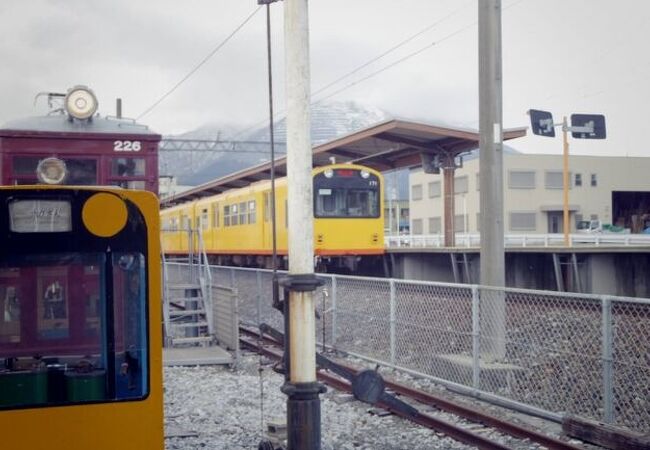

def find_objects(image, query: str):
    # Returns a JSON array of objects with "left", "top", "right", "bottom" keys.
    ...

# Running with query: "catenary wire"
[
  {"left": 230, "top": 0, "right": 526, "bottom": 140},
  {"left": 137, "top": 6, "right": 262, "bottom": 121}
]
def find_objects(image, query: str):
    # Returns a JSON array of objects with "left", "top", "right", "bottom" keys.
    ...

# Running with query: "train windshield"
[
  {"left": 0, "top": 251, "right": 148, "bottom": 409},
  {"left": 314, "top": 169, "right": 380, "bottom": 218}
]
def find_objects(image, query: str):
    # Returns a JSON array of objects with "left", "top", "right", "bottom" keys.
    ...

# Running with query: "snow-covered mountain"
[{"left": 160, "top": 101, "right": 391, "bottom": 186}]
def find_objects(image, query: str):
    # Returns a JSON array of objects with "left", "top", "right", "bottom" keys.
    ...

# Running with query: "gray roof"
[{"left": 1, "top": 114, "right": 159, "bottom": 136}]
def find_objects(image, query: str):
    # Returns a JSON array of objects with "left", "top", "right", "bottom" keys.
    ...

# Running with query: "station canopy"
[{"left": 161, "top": 118, "right": 526, "bottom": 206}]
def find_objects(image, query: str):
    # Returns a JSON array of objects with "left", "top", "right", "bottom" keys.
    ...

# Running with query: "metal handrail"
[
  {"left": 196, "top": 228, "right": 214, "bottom": 336},
  {"left": 160, "top": 236, "right": 172, "bottom": 341},
  {"left": 384, "top": 232, "right": 650, "bottom": 248}
]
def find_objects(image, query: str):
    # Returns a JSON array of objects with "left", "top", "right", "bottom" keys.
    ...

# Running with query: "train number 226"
[{"left": 113, "top": 140, "right": 142, "bottom": 152}]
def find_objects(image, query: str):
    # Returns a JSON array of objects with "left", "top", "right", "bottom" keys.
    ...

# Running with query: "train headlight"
[
  {"left": 360, "top": 170, "right": 370, "bottom": 179},
  {"left": 65, "top": 85, "right": 98, "bottom": 120},
  {"left": 324, "top": 169, "right": 334, "bottom": 178},
  {"left": 37, "top": 157, "right": 67, "bottom": 184}
]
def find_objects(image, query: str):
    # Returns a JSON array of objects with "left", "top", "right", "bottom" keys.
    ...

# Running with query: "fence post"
[
  {"left": 472, "top": 285, "right": 481, "bottom": 391},
  {"left": 601, "top": 296, "right": 614, "bottom": 423},
  {"left": 331, "top": 276, "right": 337, "bottom": 349},
  {"left": 390, "top": 279, "right": 396, "bottom": 365},
  {"left": 256, "top": 270, "right": 262, "bottom": 326}
]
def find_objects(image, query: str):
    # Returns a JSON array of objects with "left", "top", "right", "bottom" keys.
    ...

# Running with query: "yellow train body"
[
  {"left": 161, "top": 164, "right": 384, "bottom": 266},
  {"left": 0, "top": 187, "right": 163, "bottom": 450}
]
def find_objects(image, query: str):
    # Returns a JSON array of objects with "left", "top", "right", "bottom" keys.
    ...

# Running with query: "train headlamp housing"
[
  {"left": 37, "top": 157, "right": 67, "bottom": 185},
  {"left": 324, "top": 169, "right": 334, "bottom": 178},
  {"left": 360, "top": 170, "right": 370, "bottom": 179},
  {"left": 64, "top": 85, "right": 98, "bottom": 120}
]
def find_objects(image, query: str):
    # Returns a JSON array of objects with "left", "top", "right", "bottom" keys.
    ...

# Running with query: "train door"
[
  {"left": 262, "top": 191, "right": 272, "bottom": 250},
  {"left": 0, "top": 187, "right": 163, "bottom": 450}
]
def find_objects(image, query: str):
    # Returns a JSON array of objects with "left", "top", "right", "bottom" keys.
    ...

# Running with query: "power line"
[
  {"left": 137, "top": 6, "right": 262, "bottom": 121},
  {"left": 313, "top": 0, "right": 527, "bottom": 104},
  {"left": 229, "top": 2, "right": 473, "bottom": 140},
  {"left": 231, "top": 0, "right": 527, "bottom": 140},
  {"left": 311, "top": 0, "right": 474, "bottom": 98}
]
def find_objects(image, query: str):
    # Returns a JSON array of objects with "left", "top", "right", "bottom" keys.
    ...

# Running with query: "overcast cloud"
[{"left": 1, "top": 0, "right": 649, "bottom": 156}]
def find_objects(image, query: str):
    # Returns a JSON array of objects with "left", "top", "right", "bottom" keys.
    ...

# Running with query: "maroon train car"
[{"left": 0, "top": 86, "right": 161, "bottom": 194}]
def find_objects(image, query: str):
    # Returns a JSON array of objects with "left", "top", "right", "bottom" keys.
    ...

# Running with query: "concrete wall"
[{"left": 394, "top": 250, "right": 650, "bottom": 298}]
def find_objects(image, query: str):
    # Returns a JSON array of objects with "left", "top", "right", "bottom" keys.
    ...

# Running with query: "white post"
[
  {"left": 285, "top": 0, "right": 315, "bottom": 385},
  {"left": 284, "top": 0, "right": 322, "bottom": 448}
]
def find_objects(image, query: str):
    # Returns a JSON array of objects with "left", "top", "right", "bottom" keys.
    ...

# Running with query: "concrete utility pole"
[
  {"left": 478, "top": 0, "right": 506, "bottom": 360},
  {"left": 282, "top": 0, "right": 324, "bottom": 448}
]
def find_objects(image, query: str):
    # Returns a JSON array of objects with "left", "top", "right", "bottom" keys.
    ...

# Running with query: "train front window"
[
  {"left": 0, "top": 252, "right": 148, "bottom": 409},
  {"left": 111, "top": 158, "right": 146, "bottom": 177},
  {"left": 11, "top": 156, "right": 97, "bottom": 185},
  {"left": 314, "top": 169, "right": 380, "bottom": 218}
]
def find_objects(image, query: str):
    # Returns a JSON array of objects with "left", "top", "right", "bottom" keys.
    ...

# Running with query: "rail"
[{"left": 385, "top": 232, "right": 650, "bottom": 248}]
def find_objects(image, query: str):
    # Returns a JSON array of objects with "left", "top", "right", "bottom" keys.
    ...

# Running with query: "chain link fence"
[{"left": 165, "top": 262, "right": 650, "bottom": 432}]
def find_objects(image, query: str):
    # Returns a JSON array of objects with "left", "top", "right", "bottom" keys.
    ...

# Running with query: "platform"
[{"left": 163, "top": 345, "right": 233, "bottom": 366}]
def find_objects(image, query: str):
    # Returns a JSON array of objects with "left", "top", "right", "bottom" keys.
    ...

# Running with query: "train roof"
[{"left": 0, "top": 114, "right": 160, "bottom": 138}]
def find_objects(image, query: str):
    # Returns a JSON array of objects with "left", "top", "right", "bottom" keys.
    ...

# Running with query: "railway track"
[{"left": 240, "top": 325, "right": 585, "bottom": 450}]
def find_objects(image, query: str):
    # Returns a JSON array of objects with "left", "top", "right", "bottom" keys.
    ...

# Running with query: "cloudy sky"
[{"left": 1, "top": 0, "right": 649, "bottom": 156}]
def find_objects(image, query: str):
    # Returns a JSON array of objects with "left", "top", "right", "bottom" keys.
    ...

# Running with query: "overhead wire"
[
  {"left": 230, "top": 0, "right": 526, "bottom": 140},
  {"left": 137, "top": 6, "right": 262, "bottom": 121},
  {"left": 228, "top": 1, "right": 475, "bottom": 140}
]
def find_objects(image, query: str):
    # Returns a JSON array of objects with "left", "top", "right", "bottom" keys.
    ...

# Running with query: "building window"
[
  {"left": 591, "top": 173, "right": 597, "bottom": 186},
  {"left": 412, "top": 219, "right": 423, "bottom": 235},
  {"left": 508, "top": 170, "right": 536, "bottom": 189},
  {"left": 545, "top": 171, "right": 571, "bottom": 189},
  {"left": 428, "top": 217, "right": 441, "bottom": 233},
  {"left": 591, "top": 214, "right": 599, "bottom": 220},
  {"left": 428, "top": 181, "right": 441, "bottom": 198},
  {"left": 575, "top": 173, "right": 582, "bottom": 187},
  {"left": 575, "top": 213, "right": 583, "bottom": 224},
  {"left": 454, "top": 176, "right": 468, "bottom": 194},
  {"left": 454, "top": 214, "right": 468, "bottom": 232},
  {"left": 411, "top": 184, "right": 423, "bottom": 201},
  {"left": 509, "top": 212, "right": 537, "bottom": 231}
]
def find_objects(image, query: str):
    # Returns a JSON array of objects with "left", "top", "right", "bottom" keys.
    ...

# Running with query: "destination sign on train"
[{"left": 8, "top": 199, "right": 72, "bottom": 233}]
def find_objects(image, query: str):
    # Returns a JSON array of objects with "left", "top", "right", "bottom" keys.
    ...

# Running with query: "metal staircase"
[{"left": 162, "top": 227, "right": 215, "bottom": 347}]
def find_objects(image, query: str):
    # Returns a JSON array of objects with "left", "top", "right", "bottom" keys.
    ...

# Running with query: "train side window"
[
  {"left": 213, "top": 202, "right": 219, "bottom": 227},
  {"left": 239, "top": 202, "right": 248, "bottom": 225},
  {"left": 231, "top": 204, "right": 239, "bottom": 226},
  {"left": 224, "top": 205, "right": 231, "bottom": 227},
  {"left": 248, "top": 201, "right": 256, "bottom": 224},
  {"left": 201, "top": 209, "right": 208, "bottom": 230}
]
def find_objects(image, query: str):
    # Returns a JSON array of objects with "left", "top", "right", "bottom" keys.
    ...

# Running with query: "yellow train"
[
  {"left": 0, "top": 186, "right": 163, "bottom": 449},
  {"left": 161, "top": 163, "right": 385, "bottom": 272}
]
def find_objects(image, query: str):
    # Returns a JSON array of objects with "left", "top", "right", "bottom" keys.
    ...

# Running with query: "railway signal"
[{"left": 527, "top": 109, "right": 607, "bottom": 246}]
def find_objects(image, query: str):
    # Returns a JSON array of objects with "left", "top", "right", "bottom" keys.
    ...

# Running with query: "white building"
[{"left": 408, "top": 154, "right": 650, "bottom": 235}]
